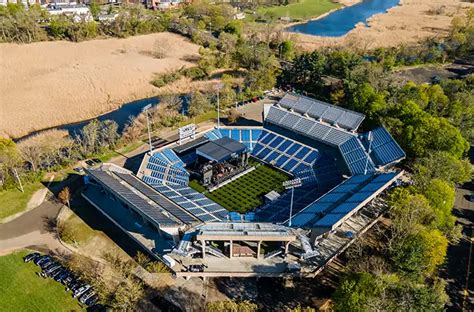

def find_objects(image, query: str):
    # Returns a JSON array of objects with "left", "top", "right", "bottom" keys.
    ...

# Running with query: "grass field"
[
  {"left": 0, "top": 251, "right": 84, "bottom": 312},
  {"left": 197, "top": 160, "right": 290, "bottom": 213},
  {"left": 0, "top": 182, "right": 44, "bottom": 222},
  {"left": 257, "top": 0, "right": 341, "bottom": 20}
]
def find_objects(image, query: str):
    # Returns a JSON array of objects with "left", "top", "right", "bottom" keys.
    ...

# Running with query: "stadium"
[{"left": 82, "top": 93, "right": 406, "bottom": 277}]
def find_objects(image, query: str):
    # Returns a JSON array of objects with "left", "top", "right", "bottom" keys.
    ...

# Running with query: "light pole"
[
  {"left": 142, "top": 104, "right": 153, "bottom": 155},
  {"left": 283, "top": 178, "right": 302, "bottom": 227},
  {"left": 364, "top": 131, "right": 373, "bottom": 175},
  {"left": 215, "top": 83, "right": 224, "bottom": 129}
]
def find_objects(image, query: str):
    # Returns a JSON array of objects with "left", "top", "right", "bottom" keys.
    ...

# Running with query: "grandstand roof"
[
  {"left": 278, "top": 93, "right": 365, "bottom": 131},
  {"left": 87, "top": 167, "right": 181, "bottom": 227},
  {"left": 196, "top": 222, "right": 296, "bottom": 241},
  {"left": 173, "top": 136, "right": 209, "bottom": 154},
  {"left": 196, "top": 137, "right": 247, "bottom": 163}
]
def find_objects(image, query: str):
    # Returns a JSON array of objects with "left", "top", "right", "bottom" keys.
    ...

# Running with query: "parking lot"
[{"left": 23, "top": 252, "right": 101, "bottom": 309}]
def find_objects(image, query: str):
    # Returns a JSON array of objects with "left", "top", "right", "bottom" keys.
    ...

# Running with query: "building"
[{"left": 83, "top": 93, "right": 406, "bottom": 278}]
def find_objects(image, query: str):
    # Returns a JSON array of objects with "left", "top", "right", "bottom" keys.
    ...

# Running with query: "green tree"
[
  {"left": 412, "top": 151, "right": 473, "bottom": 190},
  {"left": 206, "top": 300, "right": 257, "bottom": 312},
  {"left": 332, "top": 272, "right": 382, "bottom": 312},
  {"left": 188, "top": 91, "right": 213, "bottom": 117}
]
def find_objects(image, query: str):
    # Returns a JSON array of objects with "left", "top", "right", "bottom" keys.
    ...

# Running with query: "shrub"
[{"left": 150, "top": 71, "right": 181, "bottom": 88}]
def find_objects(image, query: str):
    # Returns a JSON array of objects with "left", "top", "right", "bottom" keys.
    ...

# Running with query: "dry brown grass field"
[
  {"left": 294, "top": 0, "right": 474, "bottom": 50},
  {"left": 0, "top": 32, "right": 200, "bottom": 139}
]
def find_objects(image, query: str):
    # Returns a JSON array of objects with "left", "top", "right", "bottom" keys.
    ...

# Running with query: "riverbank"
[
  {"left": 0, "top": 32, "right": 200, "bottom": 139},
  {"left": 293, "top": 0, "right": 474, "bottom": 50}
]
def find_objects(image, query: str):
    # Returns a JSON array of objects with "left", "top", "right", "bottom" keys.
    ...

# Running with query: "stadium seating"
[
  {"left": 277, "top": 93, "right": 365, "bottom": 131},
  {"left": 255, "top": 182, "right": 329, "bottom": 223},
  {"left": 144, "top": 149, "right": 190, "bottom": 186},
  {"left": 251, "top": 130, "right": 320, "bottom": 182},
  {"left": 205, "top": 128, "right": 263, "bottom": 152},
  {"left": 266, "top": 106, "right": 355, "bottom": 147},
  {"left": 142, "top": 179, "right": 229, "bottom": 222},
  {"left": 360, "top": 127, "right": 406, "bottom": 167},
  {"left": 290, "top": 172, "right": 399, "bottom": 228},
  {"left": 339, "top": 137, "right": 376, "bottom": 175}
]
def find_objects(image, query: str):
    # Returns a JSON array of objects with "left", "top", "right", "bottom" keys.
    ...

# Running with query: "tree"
[
  {"left": 332, "top": 272, "right": 382, "bottom": 312},
  {"left": 279, "top": 40, "right": 295, "bottom": 61},
  {"left": 390, "top": 228, "right": 447, "bottom": 277},
  {"left": 387, "top": 188, "right": 435, "bottom": 241},
  {"left": 188, "top": 91, "right": 213, "bottom": 117},
  {"left": 58, "top": 187, "right": 71, "bottom": 208},
  {"left": 207, "top": 300, "right": 258, "bottom": 312},
  {"left": 227, "top": 108, "right": 241, "bottom": 124},
  {"left": 412, "top": 151, "right": 473, "bottom": 190},
  {"left": 0, "top": 137, "right": 22, "bottom": 189}
]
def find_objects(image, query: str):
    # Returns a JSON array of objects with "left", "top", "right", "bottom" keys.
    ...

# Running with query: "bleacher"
[
  {"left": 142, "top": 179, "right": 229, "bottom": 222},
  {"left": 252, "top": 130, "right": 320, "bottom": 182},
  {"left": 277, "top": 93, "right": 365, "bottom": 131},
  {"left": 339, "top": 137, "right": 375, "bottom": 175},
  {"left": 266, "top": 106, "right": 355, "bottom": 148},
  {"left": 144, "top": 149, "right": 190, "bottom": 186},
  {"left": 255, "top": 182, "right": 329, "bottom": 223},
  {"left": 290, "top": 172, "right": 400, "bottom": 228},
  {"left": 360, "top": 127, "right": 406, "bottom": 167},
  {"left": 205, "top": 128, "right": 262, "bottom": 152}
]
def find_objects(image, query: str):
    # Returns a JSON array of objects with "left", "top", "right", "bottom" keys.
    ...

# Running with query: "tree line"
[
  {"left": 0, "top": 119, "right": 119, "bottom": 190},
  {"left": 274, "top": 10, "right": 473, "bottom": 311}
]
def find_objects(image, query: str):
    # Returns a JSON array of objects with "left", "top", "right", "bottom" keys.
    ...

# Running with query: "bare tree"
[{"left": 58, "top": 187, "right": 71, "bottom": 208}]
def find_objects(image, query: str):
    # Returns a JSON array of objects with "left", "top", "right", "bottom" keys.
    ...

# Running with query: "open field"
[
  {"left": 294, "top": 0, "right": 474, "bottom": 49},
  {"left": 0, "top": 182, "right": 44, "bottom": 223},
  {"left": 193, "top": 159, "right": 290, "bottom": 213},
  {"left": 0, "top": 32, "right": 200, "bottom": 139},
  {"left": 257, "top": 0, "right": 341, "bottom": 20},
  {"left": 0, "top": 251, "right": 84, "bottom": 311}
]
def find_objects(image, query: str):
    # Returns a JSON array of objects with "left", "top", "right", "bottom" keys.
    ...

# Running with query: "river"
[
  {"left": 16, "top": 96, "right": 189, "bottom": 142},
  {"left": 287, "top": 0, "right": 401, "bottom": 37}
]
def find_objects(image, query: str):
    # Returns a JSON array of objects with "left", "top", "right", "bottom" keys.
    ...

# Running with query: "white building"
[{"left": 46, "top": 3, "right": 93, "bottom": 21}]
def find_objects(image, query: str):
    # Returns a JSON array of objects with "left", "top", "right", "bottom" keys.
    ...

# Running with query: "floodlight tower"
[
  {"left": 215, "top": 83, "right": 224, "bottom": 129},
  {"left": 364, "top": 131, "right": 373, "bottom": 175},
  {"left": 283, "top": 178, "right": 302, "bottom": 227},
  {"left": 142, "top": 103, "right": 153, "bottom": 155}
]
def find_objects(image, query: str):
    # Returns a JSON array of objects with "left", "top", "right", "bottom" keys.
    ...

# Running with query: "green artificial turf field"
[
  {"left": 200, "top": 160, "right": 290, "bottom": 213},
  {"left": 257, "top": 0, "right": 341, "bottom": 20},
  {"left": 0, "top": 251, "right": 84, "bottom": 312}
]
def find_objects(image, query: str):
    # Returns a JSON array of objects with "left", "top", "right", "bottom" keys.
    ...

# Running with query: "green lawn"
[
  {"left": 0, "top": 182, "right": 44, "bottom": 222},
  {"left": 199, "top": 160, "right": 290, "bottom": 213},
  {"left": 59, "top": 212, "right": 97, "bottom": 246},
  {"left": 257, "top": 0, "right": 341, "bottom": 20},
  {"left": 0, "top": 251, "right": 84, "bottom": 312}
]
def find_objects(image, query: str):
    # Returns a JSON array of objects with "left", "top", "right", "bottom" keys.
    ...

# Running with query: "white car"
[{"left": 73, "top": 284, "right": 91, "bottom": 298}]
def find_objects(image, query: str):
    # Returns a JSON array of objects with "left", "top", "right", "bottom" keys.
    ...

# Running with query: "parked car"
[
  {"left": 51, "top": 268, "right": 67, "bottom": 280},
  {"left": 67, "top": 280, "right": 82, "bottom": 292},
  {"left": 91, "top": 158, "right": 102, "bottom": 164},
  {"left": 73, "top": 167, "right": 85, "bottom": 174},
  {"left": 34, "top": 255, "right": 50, "bottom": 266},
  {"left": 56, "top": 271, "right": 71, "bottom": 283},
  {"left": 41, "top": 264, "right": 61, "bottom": 277},
  {"left": 40, "top": 259, "right": 56, "bottom": 270},
  {"left": 85, "top": 295, "right": 99, "bottom": 307},
  {"left": 80, "top": 290, "right": 96, "bottom": 304},
  {"left": 85, "top": 160, "right": 95, "bottom": 167},
  {"left": 73, "top": 284, "right": 91, "bottom": 298},
  {"left": 23, "top": 252, "right": 40, "bottom": 263},
  {"left": 62, "top": 275, "right": 75, "bottom": 286}
]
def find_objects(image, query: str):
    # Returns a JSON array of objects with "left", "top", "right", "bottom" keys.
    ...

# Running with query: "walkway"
[{"left": 0, "top": 200, "right": 67, "bottom": 256}]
